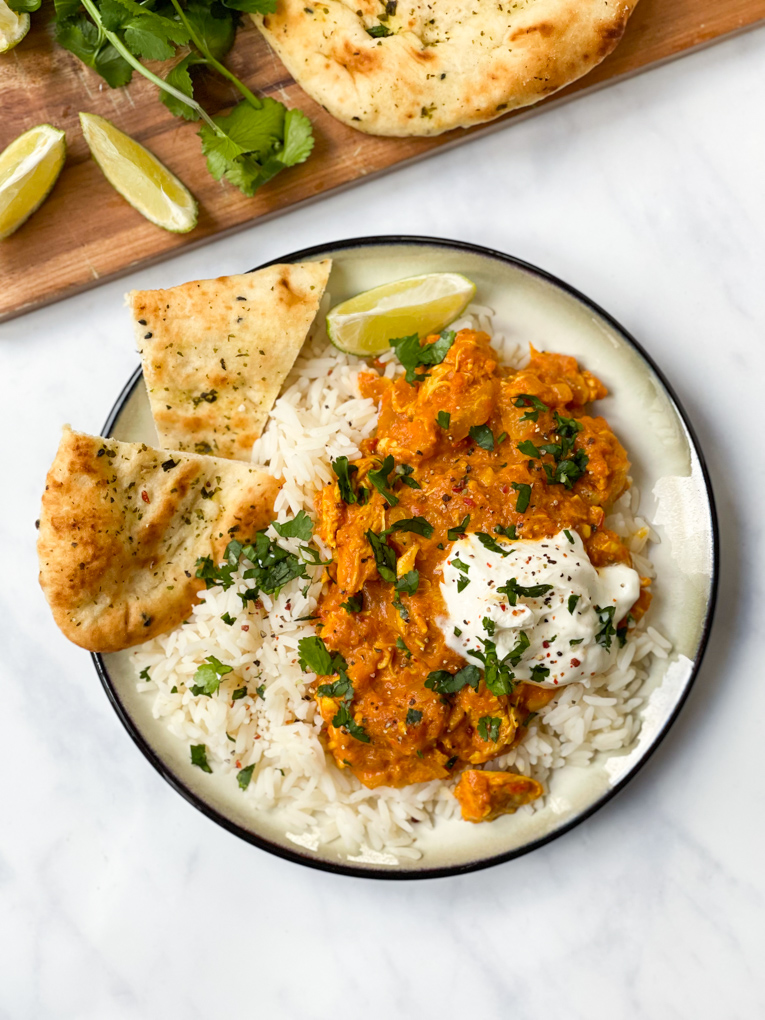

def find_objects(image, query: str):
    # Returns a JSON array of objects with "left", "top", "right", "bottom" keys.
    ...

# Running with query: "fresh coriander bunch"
[{"left": 6, "top": 0, "right": 314, "bottom": 196}]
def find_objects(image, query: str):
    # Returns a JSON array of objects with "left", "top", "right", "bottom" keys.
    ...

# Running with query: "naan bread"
[
  {"left": 253, "top": 0, "right": 639, "bottom": 137},
  {"left": 38, "top": 427, "right": 281, "bottom": 653},
  {"left": 128, "top": 260, "right": 331, "bottom": 460}
]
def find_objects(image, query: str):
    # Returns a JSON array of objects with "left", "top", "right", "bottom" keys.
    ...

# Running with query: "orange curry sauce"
[{"left": 311, "top": 330, "right": 649, "bottom": 822}]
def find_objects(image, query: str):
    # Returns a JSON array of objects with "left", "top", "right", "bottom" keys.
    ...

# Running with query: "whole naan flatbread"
[
  {"left": 128, "top": 260, "right": 331, "bottom": 461},
  {"left": 253, "top": 0, "right": 639, "bottom": 137},
  {"left": 38, "top": 427, "right": 280, "bottom": 653}
]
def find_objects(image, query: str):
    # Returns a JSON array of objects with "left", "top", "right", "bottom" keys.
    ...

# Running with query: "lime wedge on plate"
[
  {"left": 0, "top": 124, "right": 66, "bottom": 240},
  {"left": 0, "top": 0, "right": 29, "bottom": 53},
  {"left": 327, "top": 272, "right": 476, "bottom": 356},
  {"left": 79, "top": 113, "right": 197, "bottom": 234}
]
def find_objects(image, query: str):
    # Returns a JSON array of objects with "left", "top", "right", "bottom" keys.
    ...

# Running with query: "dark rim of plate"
[{"left": 93, "top": 235, "right": 719, "bottom": 881}]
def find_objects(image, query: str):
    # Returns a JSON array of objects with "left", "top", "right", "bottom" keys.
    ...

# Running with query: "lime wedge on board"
[
  {"left": 0, "top": 0, "right": 29, "bottom": 53},
  {"left": 80, "top": 112, "right": 197, "bottom": 234},
  {"left": 326, "top": 272, "right": 476, "bottom": 356},
  {"left": 0, "top": 124, "right": 66, "bottom": 241}
]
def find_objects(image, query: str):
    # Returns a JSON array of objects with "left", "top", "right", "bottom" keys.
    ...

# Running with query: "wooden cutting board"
[{"left": 2, "top": 0, "right": 764, "bottom": 322}]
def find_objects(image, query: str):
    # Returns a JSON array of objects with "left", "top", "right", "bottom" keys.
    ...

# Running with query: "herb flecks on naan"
[
  {"left": 129, "top": 260, "right": 331, "bottom": 461},
  {"left": 38, "top": 427, "right": 280, "bottom": 653},
  {"left": 253, "top": 0, "right": 639, "bottom": 137}
]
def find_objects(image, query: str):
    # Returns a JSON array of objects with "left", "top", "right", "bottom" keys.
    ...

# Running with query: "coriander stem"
[
  {"left": 79, "top": 0, "right": 224, "bottom": 136},
  {"left": 167, "top": 0, "right": 263, "bottom": 110}
]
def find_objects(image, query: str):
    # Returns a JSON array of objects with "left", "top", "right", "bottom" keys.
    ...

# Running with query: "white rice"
[{"left": 131, "top": 304, "right": 670, "bottom": 861}]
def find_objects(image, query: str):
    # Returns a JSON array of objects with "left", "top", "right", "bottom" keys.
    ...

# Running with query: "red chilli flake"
[
  {"left": 463, "top": 497, "right": 476, "bottom": 507},
  {"left": 241, "top": 625, "right": 249, "bottom": 631},
  {"left": 571, "top": 658, "right": 581, "bottom": 667},
  {"left": 141, "top": 490, "right": 150, "bottom": 503}
]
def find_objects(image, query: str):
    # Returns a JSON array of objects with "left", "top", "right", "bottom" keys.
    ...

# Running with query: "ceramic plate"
[{"left": 94, "top": 237, "right": 718, "bottom": 878}]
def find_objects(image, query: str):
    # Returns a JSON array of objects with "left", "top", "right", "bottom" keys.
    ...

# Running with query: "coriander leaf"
[
  {"left": 53, "top": 0, "right": 79, "bottom": 16},
  {"left": 477, "top": 716, "right": 501, "bottom": 742},
  {"left": 447, "top": 514, "right": 470, "bottom": 541},
  {"left": 469, "top": 424, "right": 494, "bottom": 451},
  {"left": 237, "top": 763, "right": 255, "bottom": 789},
  {"left": 529, "top": 664, "right": 550, "bottom": 683},
  {"left": 55, "top": 16, "right": 133, "bottom": 89},
  {"left": 425, "top": 665, "right": 481, "bottom": 696},
  {"left": 332, "top": 703, "right": 370, "bottom": 742},
  {"left": 97, "top": 0, "right": 130, "bottom": 31},
  {"left": 221, "top": 612, "right": 237, "bottom": 626},
  {"left": 392, "top": 592, "right": 409, "bottom": 621},
  {"left": 504, "top": 631, "right": 530, "bottom": 667},
  {"left": 366, "top": 23, "right": 391, "bottom": 36},
  {"left": 494, "top": 524, "right": 518, "bottom": 540},
  {"left": 190, "top": 655, "right": 233, "bottom": 697},
  {"left": 395, "top": 463, "right": 421, "bottom": 490},
  {"left": 184, "top": 0, "right": 237, "bottom": 60},
  {"left": 317, "top": 675, "right": 353, "bottom": 701},
  {"left": 366, "top": 529, "right": 397, "bottom": 583},
  {"left": 139, "top": 667, "right": 151, "bottom": 681},
  {"left": 232, "top": 686, "right": 247, "bottom": 700},
  {"left": 451, "top": 556, "right": 470, "bottom": 573},
  {"left": 273, "top": 510, "right": 313, "bottom": 541},
  {"left": 7, "top": 0, "right": 41, "bottom": 10},
  {"left": 406, "top": 708, "right": 423, "bottom": 725},
  {"left": 394, "top": 570, "right": 419, "bottom": 596},
  {"left": 522, "top": 711, "right": 538, "bottom": 727},
  {"left": 570, "top": 637, "right": 584, "bottom": 646},
  {"left": 396, "top": 636, "right": 412, "bottom": 659},
  {"left": 332, "top": 456, "right": 358, "bottom": 503},
  {"left": 221, "top": 0, "right": 276, "bottom": 11},
  {"left": 514, "top": 393, "right": 549, "bottom": 423},
  {"left": 190, "top": 744, "right": 212, "bottom": 773},
  {"left": 388, "top": 516, "right": 434, "bottom": 539},
  {"left": 568, "top": 593, "right": 581, "bottom": 614},
  {"left": 456, "top": 575, "right": 470, "bottom": 593},
  {"left": 368, "top": 455, "right": 399, "bottom": 506},
  {"left": 497, "top": 577, "right": 553, "bottom": 606},
  {"left": 390, "top": 330, "right": 455, "bottom": 384},
  {"left": 445, "top": 755, "right": 458, "bottom": 769},
  {"left": 256, "top": 683, "right": 266, "bottom": 699},
  {"left": 123, "top": 21, "right": 176, "bottom": 61},
  {"left": 594, "top": 605, "right": 617, "bottom": 650},
  {"left": 476, "top": 532, "right": 509, "bottom": 557},
  {"left": 482, "top": 616, "right": 496, "bottom": 636},
  {"left": 564, "top": 529, "right": 575, "bottom": 544},
  {"left": 161, "top": 54, "right": 200, "bottom": 120},
  {"left": 436, "top": 411, "right": 451, "bottom": 429},
  {"left": 517, "top": 440, "right": 543, "bottom": 459},
  {"left": 512, "top": 481, "right": 532, "bottom": 514},
  {"left": 341, "top": 593, "right": 364, "bottom": 614},
  {"left": 298, "top": 635, "right": 337, "bottom": 676}
]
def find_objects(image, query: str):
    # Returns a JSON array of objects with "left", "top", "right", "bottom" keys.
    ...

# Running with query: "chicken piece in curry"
[{"left": 306, "top": 329, "right": 649, "bottom": 823}]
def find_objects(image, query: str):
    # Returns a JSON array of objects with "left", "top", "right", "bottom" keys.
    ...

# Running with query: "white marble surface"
[{"left": 3, "top": 29, "right": 765, "bottom": 1019}]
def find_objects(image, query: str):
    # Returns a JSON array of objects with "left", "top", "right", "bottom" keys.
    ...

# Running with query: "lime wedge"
[
  {"left": 79, "top": 113, "right": 197, "bottom": 234},
  {"left": 0, "top": 0, "right": 29, "bottom": 53},
  {"left": 327, "top": 272, "right": 476, "bottom": 356},
  {"left": 0, "top": 124, "right": 66, "bottom": 241}
]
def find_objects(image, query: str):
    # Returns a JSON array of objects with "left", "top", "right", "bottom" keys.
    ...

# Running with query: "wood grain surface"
[{"left": 2, "top": 0, "right": 764, "bottom": 322}]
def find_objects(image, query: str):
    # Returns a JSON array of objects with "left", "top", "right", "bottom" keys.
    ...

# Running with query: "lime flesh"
[
  {"left": 327, "top": 272, "right": 476, "bottom": 356},
  {"left": 0, "top": 0, "right": 29, "bottom": 53},
  {"left": 0, "top": 124, "right": 66, "bottom": 240},
  {"left": 79, "top": 112, "right": 197, "bottom": 234}
]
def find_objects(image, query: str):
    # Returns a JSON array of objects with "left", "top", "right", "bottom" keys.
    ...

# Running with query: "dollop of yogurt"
[{"left": 439, "top": 530, "right": 640, "bottom": 687}]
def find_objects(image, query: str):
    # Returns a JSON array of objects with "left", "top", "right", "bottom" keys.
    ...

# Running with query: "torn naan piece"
[
  {"left": 38, "top": 427, "right": 281, "bottom": 653},
  {"left": 253, "top": 1, "right": 639, "bottom": 137},
  {"left": 128, "top": 259, "right": 331, "bottom": 460}
]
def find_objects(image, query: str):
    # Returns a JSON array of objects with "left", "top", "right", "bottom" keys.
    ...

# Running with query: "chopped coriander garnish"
[
  {"left": 453, "top": 626, "right": 462, "bottom": 637},
  {"left": 451, "top": 556, "right": 470, "bottom": 572},
  {"left": 190, "top": 655, "right": 233, "bottom": 697},
  {"left": 457, "top": 576, "right": 470, "bottom": 593},
  {"left": 568, "top": 593, "right": 581, "bottom": 615},
  {"left": 425, "top": 664, "right": 481, "bottom": 695},
  {"left": 594, "top": 605, "right": 617, "bottom": 650},
  {"left": 406, "top": 708, "right": 423, "bottom": 726},
  {"left": 366, "top": 22, "right": 391, "bottom": 37},
  {"left": 448, "top": 514, "right": 470, "bottom": 541},
  {"left": 170, "top": 685, "right": 178, "bottom": 694},
  {"left": 221, "top": 612, "right": 236, "bottom": 626},
  {"left": 332, "top": 702, "right": 371, "bottom": 743},
  {"left": 497, "top": 432, "right": 508, "bottom": 445},
  {"left": 570, "top": 637, "right": 584, "bottom": 646},
  {"left": 317, "top": 675, "right": 353, "bottom": 700},
  {"left": 395, "top": 570, "right": 419, "bottom": 596},
  {"left": 366, "top": 528, "right": 397, "bottom": 583},
  {"left": 512, "top": 482, "right": 532, "bottom": 514},
  {"left": 468, "top": 424, "right": 495, "bottom": 451},
  {"left": 390, "top": 330, "right": 456, "bottom": 384},
  {"left": 476, "top": 532, "right": 509, "bottom": 557},
  {"left": 522, "top": 711, "right": 538, "bottom": 727},
  {"left": 395, "top": 463, "right": 421, "bottom": 490},
  {"left": 436, "top": 411, "right": 451, "bottom": 429},
  {"left": 387, "top": 516, "right": 434, "bottom": 539},
  {"left": 494, "top": 523, "right": 518, "bottom": 540},
  {"left": 298, "top": 634, "right": 346, "bottom": 677},
  {"left": 529, "top": 664, "right": 550, "bottom": 683},
  {"left": 272, "top": 510, "right": 313, "bottom": 541},
  {"left": 517, "top": 440, "right": 543, "bottom": 459},
  {"left": 368, "top": 455, "right": 399, "bottom": 506},
  {"left": 190, "top": 744, "right": 212, "bottom": 773},
  {"left": 477, "top": 716, "right": 501, "bottom": 742},
  {"left": 481, "top": 616, "right": 496, "bottom": 636},
  {"left": 497, "top": 578, "right": 553, "bottom": 605},
  {"left": 564, "top": 529, "right": 575, "bottom": 544},
  {"left": 341, "top": 592, "right": 364, "bottom": 614},
  {"left": 392, "top": 591, "right": 410, "bottom": 621},
  {"left": 445, "top": 755, "right": 458, "bottom": 770},
  {"left": 396, "top": 636, "right": 412, "bottom": 658},
  {"left": 255, "top": 684, "right": 266, "bottom": 700},
  {"left": 332, "top": 456, "right": 359, "bottom": 503},
  {"left": 139, "top": 667, "right": 150, "bottom": 681},
  {"left": 237, "top": 764, "right": 255, "bottom": 790},
  {"left": 514, "top": 394, "right": 549, "bottom": 423},
  {"left": 505, "top": 631, "right": 530, "bottom": 667},
  {"left": 232, "top": 686, "right": 247, "bottom": 700}
]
